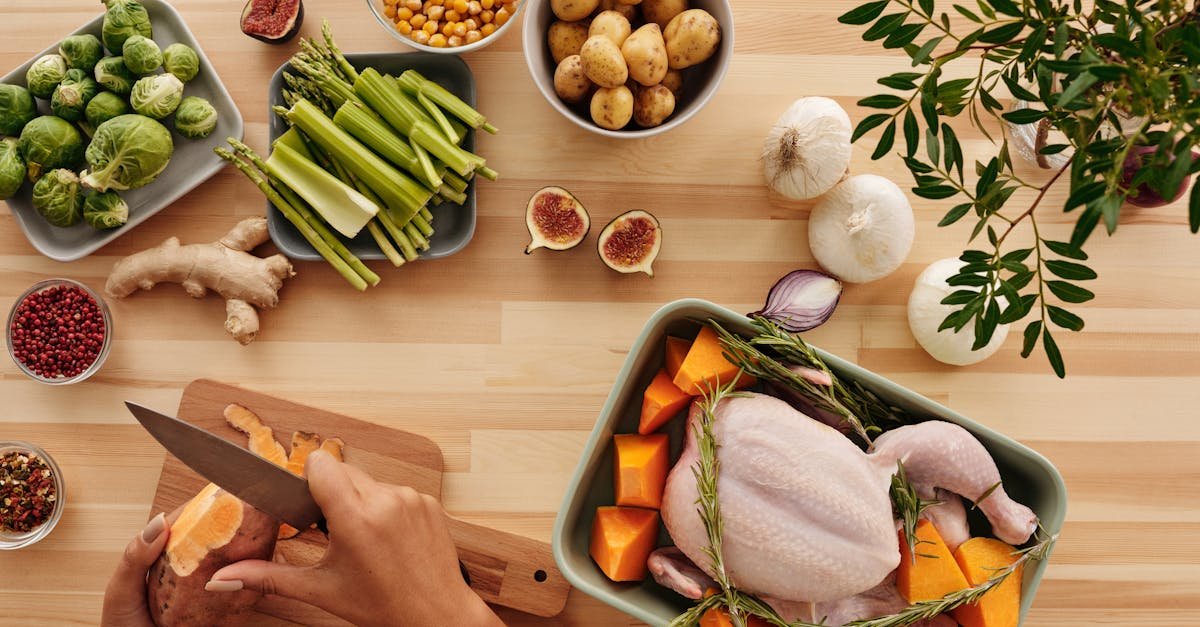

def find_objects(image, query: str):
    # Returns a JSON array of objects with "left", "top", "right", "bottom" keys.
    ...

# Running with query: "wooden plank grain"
[{"left": 2, "top": 0, "right": 1199, "bottom": 625}]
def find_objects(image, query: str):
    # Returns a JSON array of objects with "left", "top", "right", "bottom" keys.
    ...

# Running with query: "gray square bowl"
[
  {"left": 552, "top": 298, "right": 1068, "bottom": 625},
  {"left": 266, "top": 53, "right": 476, "bottom": 261},
  {"left": 0, "top": 0, "right": 243, "bottom": 262}
]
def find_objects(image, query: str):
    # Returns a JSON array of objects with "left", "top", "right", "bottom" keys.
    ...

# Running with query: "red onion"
[
  {"left": 752, "top": 270, "right": 842, "bottom": 332},
  {"left": 1122, "top": 146, "right": 1197, "bottom": 208}
]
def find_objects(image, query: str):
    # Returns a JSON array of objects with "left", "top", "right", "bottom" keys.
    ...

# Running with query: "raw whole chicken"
[{"left": 658, "top": 392, "right": 1037, "bottom": 616}]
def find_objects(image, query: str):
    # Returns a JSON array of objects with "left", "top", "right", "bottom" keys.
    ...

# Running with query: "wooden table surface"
[{"left": 2, "top": 1, "right": 1198, "bottom": 625}]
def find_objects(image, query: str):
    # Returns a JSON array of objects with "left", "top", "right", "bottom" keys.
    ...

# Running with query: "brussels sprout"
[
  {"left": 83, "top": 190, "right": 129, "bottom": 229},
  {"left": 81, "top": 114, "right": 173, "bottom": 192},
  {"left": 94, "top": 56, "right": 136, "bottom": 97},
  {"left": 50, "top": 69, "right": 100, "bottom": 123},
  {"left": 102, "top": 0, "right": 153, "bottom": 53},
  {"left": 85, "top": 91, "right": 130, "bottom": 129},
  {"left": 25, "top": 54, "right": 67, "bottom": 99},
  {"left": 32, "top": 168, "right": 84, "bottom": 227},
  {"left": 122, "top": 35, "right": 162, "bottom": 75},
  {"left": 0, "top": 84, "right": 37, "bottom": 136},
  {"left": 0, "top": 138, "right": 25, "bottom": 200},
  {"left": 59, "top": 34, "right": 105, "bottom": 73},
  {"left": 174, "top": 96, "right": 218, "bottom": 140},
  {"left": 162, "top": 43, "right": 200, "bottom": 83},
  {"left": 129, "top": 74, "right": 183, "bottom": 119},
  {"left": 18, "top": 116, "right": 84, "bottom": 181}
]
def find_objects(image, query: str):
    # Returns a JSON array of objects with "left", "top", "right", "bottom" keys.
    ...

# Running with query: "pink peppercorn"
[{"left": 8, "top": 284, "right": 107, "bottom": 380}]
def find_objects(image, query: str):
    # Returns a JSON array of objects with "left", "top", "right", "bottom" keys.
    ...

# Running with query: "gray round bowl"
[{"left": 522, "top": 0, "right": 734, "bottom": 138}]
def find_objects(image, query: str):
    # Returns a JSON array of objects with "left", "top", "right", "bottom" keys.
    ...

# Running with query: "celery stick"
[
  {"left": 274, "top": 127, "right": 316, "bottom": 162},
  {"left": 396, "top": 69, "right": 497, "bottom": 133},
  {"left": 408, "top": 138, "right": 441, "bottom": 191},
  {"left": 376, "top": 210, "right": 420, "bottom": 261},
  {"left": 367, "top": 221, "right": 404, "bottom": 267},
  {"left": 417, "top": 91, "right": 459, "bottom": 144},
  {"left": 271, "top": 176, "right": 381, "bottom": 287},
  {"left": 404, "top": 221, "right": 429, "bottom": 251},
  {"left": 444, "top": 170, "right": 469, "bottom": 194},
  {"left": 333, "top": 102, "right": 442, "bottom": 190},
  {"left": 264, "top": 142, "right": 378, "bottom": 238},
  {"left": 420, "top": 206, "right": 433, "bottom": 222},
  {"left": 437, "top": 184, "right": 467, "bottom": 205},
  {"left": 412, "top": 212, "right": 434, "bottom": 238}
]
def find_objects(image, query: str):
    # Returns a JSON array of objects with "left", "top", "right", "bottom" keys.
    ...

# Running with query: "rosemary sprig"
[
  {"left": 890, "top": 461, "right": 941, "bottom": 561},
  {"left": 846, "top": 529, "right": 1059, "bottom": 627},
  {"left": 711, "top": 317, "right": 909, "bottom": 445}
]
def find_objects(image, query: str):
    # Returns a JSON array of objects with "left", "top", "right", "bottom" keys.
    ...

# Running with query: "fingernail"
[
  {"left": 205, "top": 579, "right": 244, "bottom": 592},
  {"left": 141, "top": 513, "right": 166, "bottom": 543}
]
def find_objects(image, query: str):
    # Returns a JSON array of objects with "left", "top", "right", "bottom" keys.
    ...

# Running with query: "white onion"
[
  {"left": 762, "top": 97, "right": 852, "bottom": 200},
  {"left": 809, "top": 174, "right": 914, "bottom": 284},
  {"left": 908, "top": 258, "right": 1010, "bottom": 366}
]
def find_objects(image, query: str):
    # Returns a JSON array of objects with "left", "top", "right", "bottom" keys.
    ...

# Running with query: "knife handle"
[{"left": 445, "top": 517, "right": 570, "bottom": 618}]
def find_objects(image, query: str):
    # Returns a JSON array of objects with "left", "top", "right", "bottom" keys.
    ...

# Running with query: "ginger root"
[{"left": 105, "top": 218, "right": 294, "bottom": 344}]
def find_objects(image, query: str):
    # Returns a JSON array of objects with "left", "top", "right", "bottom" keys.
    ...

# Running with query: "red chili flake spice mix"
[
  {"left": 0, "top": 451, "right": 57, "bottom": 534},
  {"left": 9, "top": 284, "right": 106, "bottom": 380}
]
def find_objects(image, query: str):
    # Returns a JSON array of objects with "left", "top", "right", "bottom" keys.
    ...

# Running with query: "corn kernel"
[
  {"left": 384, "top": 4, "right": 397, "bottom": 18},
  {"left": 441, "top": 21, "right": 454, "bottom": 35},
  {"left": 453, "top": 0, "right": 469, "bottom": 12},
  {"left": 480, "top": 9, "right": 493, "bottom": 22},
  {"left": 410, "top": 13, "right": 427, "bottom": 26},
  {"left": 494, "top": 6, "right": 510, "bottom": 25},
  {"left": 424, "top": 19, "right": 439, "bottom": 34},
  {"left": 385, "top": 0, "right": 399, "bottom": 5},
  {"left": 396, "top": 20, "right": 413, "bottom": 34},
  {"left": 396, "top": 7, "right": 412, "bottom": 19},
  {"left": 480, "top": 22, "right": 496, "bottom": 36},
  {"left": 445, "top": 9, "right": 461, "bottom": 21},
  {"left": 412, "top": 29, "right": 430, "bottom": 44},
  {"left": 405, "top": 0, "right": 422, "bottom": 11},
  {"left": 448, "top": 34, "right": 463, "bottom": 46},
  {"left": 429, "top": 33, "right": 448, "bottom": 47},
  {"left": 425, "top": 5, "right": 443, "bottom": 20},
  {"left": 464, "top": 17, "right": 478, "bottom": 30},
  {"left": 482, "top": 0, "right": 494, "bottom": 8},
  {"left": 465, "top": 29, "right": 482, "bottom": 43},
  {"left": 430, "top": 0, "right": 444, "bottom": 4},
  {"left": 466, "top": 0, "right": 481, "bottom": 15}
]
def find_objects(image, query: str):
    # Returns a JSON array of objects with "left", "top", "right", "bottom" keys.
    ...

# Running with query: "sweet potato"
[
  {"left": 639, "top": 369, "right": 692, "bottom": 434},
  {"left": 897, "top": 519, "right": 969, "bottom": 602},
  {"left": 147, "top": 483, "right": 278, "bottom": 627},
  {"left": 614, "top": 433, "right": 670, "bottom": 508},
  {"left": 224, "top": 404, "right": 286, "bottom": 466},
  {"left": 589, "top": 506, "right": 659, "bottom": 581},
  {"left": 673, "top": 326, "right": 755, "bottom": 395},
  {"left": 951, "top": 537, "right": 1023, "bottom": 627},
  {"left": 664, "top": 336, "right": 692, "bottom": 379},
  {"left": 276, "top": 432, "right": 323, "bottom": 540}
]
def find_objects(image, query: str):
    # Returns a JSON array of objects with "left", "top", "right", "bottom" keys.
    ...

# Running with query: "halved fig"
[
  {"left": 241, "top": 0, "right": 304, "bottom": 44},
  {"left": 525, "top": 186, "right": 590, "bottom": 254},
  {"left": 597, "top": 210, "right": 661, "bottom": 276}
]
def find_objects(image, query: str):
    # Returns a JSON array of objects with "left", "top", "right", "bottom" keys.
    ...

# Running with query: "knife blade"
[{"left": 125, "top": 401, "right": 325, "bottom": 531}]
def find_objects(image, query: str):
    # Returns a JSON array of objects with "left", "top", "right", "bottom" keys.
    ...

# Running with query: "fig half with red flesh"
[
  {"left": 525, "top": 186, "right": 590, "bottom": 254},
  {"left": 598, "top": 210, "right": 661, "bottom": 276},
  {"left": 241, "top": 0, "right": 304, "bottom": 44}
]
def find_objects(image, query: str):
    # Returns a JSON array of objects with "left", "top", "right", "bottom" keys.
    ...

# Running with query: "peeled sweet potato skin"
[{"left": 147, "top": 491, "right": 279, "bottom": 627}]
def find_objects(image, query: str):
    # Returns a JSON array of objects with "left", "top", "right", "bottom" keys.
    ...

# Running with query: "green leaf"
[
  {"left": 975, "top": 0, "right": 996, "bottom": 19},
  {"left": 1047, "top": 280, "right": 1095, "bottom": 303},
  {"left": 926, "top": 129, "right": 941, "bottom": 164},
  {"left": 1087, "top": 64, "right": 1128, "bottom": 80},
  {"left": 1064, "top": 181, "right": 1106, "bottom": 212},
  {"left": 1047, "top": 305, "right": 1085, "bottom": 331},
  {"left": 918, "top": 0, "right": 935, "bottom": 14},
  {"left": 939, "top": 202, "right": 973, "bottom": 226},
  {"left": 1043, "top": 327, "right": 1065, "bottom": 377},
  {"left": 838, "top": 1, "right": 890, "bottom": 25},
  {"left": 1053, "top": 24, "right": 1070, "bottom": 56},
  {"left": 885, "top": 23, "right": 927, "bottom": 49},
  {"left": 987, "top": 0, "right": 1022, "bottom": 16},
  {"left": 960, "top": 250, "right": 991, "bottom": 262},
  {"left": 1044, "top": 240, "right": 1088, "bottom": 260},
  {"left": 948, "top": 273, "right": 990, "bottom": 287},
  {"left": 941, "top": 289, "right": 981, "bottom": 306},
  {"left": 914, "top": 185, "right": 961, "bottom": 199},
  {"left": 1008, "top": 269, "right": 1034, "bottom": 290},
  {"left": 878, "top": 72, "right": 924, "bottom": 90},
  {"left": 1191, "top": 177, "right": 1200, "bottom": 234},
  {"left": 953, "top": 4, "right": 983, "bottom": 22},
  {"left": 1001, "top": 247, "right": 1033, "bottom": 262},
  {"left": 863, "top": 13, "right": 907, "bottom": 41},
  {"left": 852, "top": 113, "right": 892, "bottom": 143},
  {"left": 1001, "top": 108, "right": 1047, "bottom": 125},
  {"left": 858, "top": 94, "right": 907, "bottom": 109},
  {"left": 1097, "top": 193, "right": 1122, "bottom": 235},
  {"left": 942, "top": 123, "right": 963, "bottom": 178},
  {"left": 972, "top": 301, "right": 1000, "bottom": 350},
  {"left": 872, "top": 121, "right": 897, "bottom": 160},
  {"left": 1056, "top": 72, "right": 1099, "bottom": 106},
  {"left": 1001, "top": 73, "right": 1039, "bottom": 101},
  {"left": 1044, "top": 259, "right": 1098, "bottom": 281},
  {"left": 1069, "top": 206, "right": 1102, "bottom": 249},
  {"left": 978, "top": 22, "right": 1024, "bottom": 44},
  {"left": 911, "top": 36, "right": 945, "bottom": 66},
  {"left": 903, "top": 108, "right": 919, "bottom": 157},
  {"left": 1021, "top": 320, "right": 1042, "bottom": 358}
]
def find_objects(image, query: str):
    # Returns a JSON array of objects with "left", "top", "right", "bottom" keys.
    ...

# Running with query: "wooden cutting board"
[{"left": 149, "top": 379, "right": 569, "bottom": 624}]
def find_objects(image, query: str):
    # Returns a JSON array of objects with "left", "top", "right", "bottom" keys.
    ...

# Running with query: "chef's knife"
[{"left": 126, "top": 401, "right": 570, "bottom": 618}]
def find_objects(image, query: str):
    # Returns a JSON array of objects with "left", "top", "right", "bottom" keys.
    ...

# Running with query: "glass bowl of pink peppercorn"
[{"left": 6, "top": 278, "right": 113, "bottom": 385}]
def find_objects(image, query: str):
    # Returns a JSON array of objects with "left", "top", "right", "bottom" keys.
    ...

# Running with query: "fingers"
[
  {"left": 208, "top": 559, "right": 327, "bottom": 606},
  {"left": 304, "top": 450, "right": 361, "bottom": 513},
  {"left": 101, "top": 513, "right": 169, "bottom": 627}
]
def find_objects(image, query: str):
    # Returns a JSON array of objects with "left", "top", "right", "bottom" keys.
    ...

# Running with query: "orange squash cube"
[
  {"left": 664, "top": 336, "right": 693, "bottom": 379},
  {"left": 951, "top": 537, "right": 1023, "bottom": 627},
  {"left": 897, "top": 519, "right": 970, "bottom": 602},
  {"left": 614, "top": 433, "right": 670, "bottom": 509},
  {"left": 639, "top": 369, "right": 693, "bottom": 434},
  {"left": 589, "top": 506, "right": 659, "bottom": 582},
  {"left": 673, "top": 326, "right": 756, "bottom": 396}
]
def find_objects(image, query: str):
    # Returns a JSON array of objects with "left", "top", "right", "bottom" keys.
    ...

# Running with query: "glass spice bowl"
[
  {"left": 0, "top": 441, "right": 66, "bottom": 550},
  {"left": 6, "top": 278, "right": 113, "bottom": 385}
]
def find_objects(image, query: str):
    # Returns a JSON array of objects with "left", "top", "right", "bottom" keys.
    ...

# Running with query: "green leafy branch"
[{"left": 840, "top": 0, "right": 1200, "bottom": 377}]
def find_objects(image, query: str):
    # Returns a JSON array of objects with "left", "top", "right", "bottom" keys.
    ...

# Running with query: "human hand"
[
  {"left": 101, "top": 512, "right": 169, "bottom": 627},
  {"left": 205, "top": 450, "right": 503, "bottom": 627}
]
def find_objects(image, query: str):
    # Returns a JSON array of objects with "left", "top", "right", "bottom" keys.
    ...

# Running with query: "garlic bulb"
[
  {"left": 763, "top": 97, "right": 852, "bottom": 200},
  {"left": 908, "top": 258, "right": 1010, "bottom": 366},
  {"left": 808, "top": 174, "right": 914, "bottom": 283}
]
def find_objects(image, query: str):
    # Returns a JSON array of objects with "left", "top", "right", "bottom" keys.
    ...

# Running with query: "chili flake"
[{"left": 0, "top": 451, "right": 57, "bottom": 534}]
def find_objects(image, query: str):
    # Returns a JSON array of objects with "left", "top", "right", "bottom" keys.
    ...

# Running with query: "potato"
[
  {"left": 663, "top": 8, "right": 721, "bottom": 69},
  {"left": 621, "top": 23, "right": 669, "bottom": 86},
  {"left": 147, "top": 484, "right": 279, "bottom": 627},
  {"left": 554, "top": 55, "right": 593, "bottom": 104},
  {"left": 634, "top": 83, "right": 676, "bottom": 127},
  {"left": 660, "top": 68, "right": 684, "bottom": 97},
  {"left": 598, "top": 0, "right": 638, "bottom": 21},
  {"left": 591, "top": 85, "right": 634, "bottom": 130},
  {"left": 641, "top": 0, "right": 688, "bottom": 29},
  {"left": 589, "top": 10, "right": 633, "bottom": 46},
  {"left": 548, "top": 21, "right": 592, "bottom": 64},
  {"left": 552, "top": 0, "right": 601, "bottom": 21},
  {"left": 580, "top": 35, "right": 629, "bottom": 89}
]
